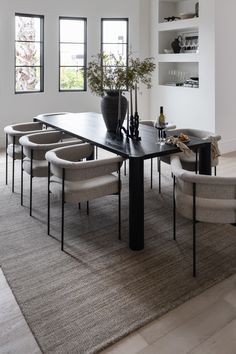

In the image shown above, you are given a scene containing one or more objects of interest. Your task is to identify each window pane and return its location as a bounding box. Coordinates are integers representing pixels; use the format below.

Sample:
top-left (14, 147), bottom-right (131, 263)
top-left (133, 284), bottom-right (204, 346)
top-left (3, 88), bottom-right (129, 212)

top-left (60, 19), bottom-right (85, 43)
top-left (60, 67), bottom-right (85, 90)
top-left (15, 42), bottom-right (41, 66)
top-left (59, 17), bottom-right (86, 91)
top-left (15, 16), bottom-right (41, 42)
top-left (15, 67), bottom-right (41, 92)
top-left (102, 44), bottom-right (127, 63)
top-left (60, 44), bottom-right (85, 66)
top-left (102, 21), bottom-right (127, 43)
top-left (15, 14), bottom-right (43, 93)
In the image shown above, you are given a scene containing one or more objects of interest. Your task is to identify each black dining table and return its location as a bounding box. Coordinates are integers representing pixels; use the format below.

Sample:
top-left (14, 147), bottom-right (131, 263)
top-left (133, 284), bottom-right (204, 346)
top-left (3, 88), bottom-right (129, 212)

top-left (34, 112), bottom-right (212, 251)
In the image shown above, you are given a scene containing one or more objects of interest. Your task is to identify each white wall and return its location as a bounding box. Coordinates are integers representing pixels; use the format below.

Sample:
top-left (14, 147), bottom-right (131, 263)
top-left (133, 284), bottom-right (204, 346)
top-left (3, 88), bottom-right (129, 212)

top-left (0, 0), bottom-right (151, 148)
top-left (215, 0), bottom-right (236, 153)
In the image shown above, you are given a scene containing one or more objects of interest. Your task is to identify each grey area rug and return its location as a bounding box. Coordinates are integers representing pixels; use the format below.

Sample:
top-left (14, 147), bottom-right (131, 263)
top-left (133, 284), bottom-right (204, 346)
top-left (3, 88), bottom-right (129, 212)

top-left (1, 154), bottom-right (236, 354)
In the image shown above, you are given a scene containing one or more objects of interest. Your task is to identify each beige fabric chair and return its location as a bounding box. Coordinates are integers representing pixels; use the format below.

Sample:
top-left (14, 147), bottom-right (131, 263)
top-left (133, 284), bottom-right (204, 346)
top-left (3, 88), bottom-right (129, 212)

top-left (158, 128), bottom-right (221, 194)
top-left (171, 155), bottom-right (236, 277)
top-left (139, 120), bottom-right (176, 190)
top-left (45, 143), bottom-right (123, 251)
top-left (164, 128), bottom-right (221, 172)
top-left (4, 122), bottom-right (44, 192)
top-left (19, 130), bottom-right (81, 216)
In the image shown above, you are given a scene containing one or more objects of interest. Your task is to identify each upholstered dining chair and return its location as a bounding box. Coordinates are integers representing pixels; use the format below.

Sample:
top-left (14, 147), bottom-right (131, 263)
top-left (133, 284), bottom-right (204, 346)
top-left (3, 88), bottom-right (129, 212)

top-left (19, 130), bottom-right (81, 216)
top-left (45, 143), bottom-right (123, 251)
top-left (4, 122), bottom-right (44, 192)
top-left (139, 120), bottom-right (176, 190)
top-left (160, 128), bottom-right (221, 193)
top-left (171, 155), bottom-right (236, 277)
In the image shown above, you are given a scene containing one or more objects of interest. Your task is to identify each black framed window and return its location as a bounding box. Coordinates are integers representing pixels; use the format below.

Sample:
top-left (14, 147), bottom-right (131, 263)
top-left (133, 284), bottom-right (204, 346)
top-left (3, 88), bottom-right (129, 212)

top-left (59, 17), bottom-right (87, 91)
top-left (15, 13), bottom-right (44, 93)
top-left (101, 18), bottom-right (129, 75)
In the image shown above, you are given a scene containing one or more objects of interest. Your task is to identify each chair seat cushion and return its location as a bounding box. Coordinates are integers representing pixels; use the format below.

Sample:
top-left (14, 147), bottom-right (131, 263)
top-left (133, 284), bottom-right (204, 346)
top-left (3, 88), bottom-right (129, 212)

top-left (23, 158), bottom-right (48, 177)
top-left (50, 174), bottom-right (120, 203)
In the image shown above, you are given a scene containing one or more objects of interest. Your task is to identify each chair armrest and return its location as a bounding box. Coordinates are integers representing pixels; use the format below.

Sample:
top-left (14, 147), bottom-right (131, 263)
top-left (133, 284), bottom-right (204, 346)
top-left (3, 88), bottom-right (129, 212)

top-left (46, 143), bottom-right (94, 164)
top-left (4, 122), bottom-right (43, 135)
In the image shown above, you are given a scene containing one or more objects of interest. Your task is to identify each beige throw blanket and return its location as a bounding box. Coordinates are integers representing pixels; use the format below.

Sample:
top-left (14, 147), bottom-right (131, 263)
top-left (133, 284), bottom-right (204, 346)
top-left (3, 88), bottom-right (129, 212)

top-left (206, 135), bottom-right (221, 160)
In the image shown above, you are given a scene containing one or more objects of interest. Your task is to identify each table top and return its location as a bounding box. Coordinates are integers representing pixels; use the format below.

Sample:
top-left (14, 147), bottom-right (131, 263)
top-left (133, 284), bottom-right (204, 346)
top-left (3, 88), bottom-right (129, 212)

top-left (35, 112), bottom-right (210, 160)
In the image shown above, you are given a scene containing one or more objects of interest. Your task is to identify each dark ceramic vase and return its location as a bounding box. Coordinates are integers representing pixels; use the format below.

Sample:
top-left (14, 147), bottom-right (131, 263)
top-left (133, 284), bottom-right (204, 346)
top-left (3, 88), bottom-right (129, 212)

top-left (101, 90), bottom-right (128, 133)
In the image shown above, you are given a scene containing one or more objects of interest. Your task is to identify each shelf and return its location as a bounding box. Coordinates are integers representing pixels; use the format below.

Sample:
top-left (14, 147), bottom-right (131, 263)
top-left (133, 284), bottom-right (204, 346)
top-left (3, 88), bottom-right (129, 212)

top-left (158, 17), bottom-right (199, 31)
top-left (158, 61), bottom-right (199, 88)
top-left (159, 84), bottom-right (199, 89)
top-left (157, 53), bottom-right (199, 62)
top-left (157, 1), bottom-right (200, 90)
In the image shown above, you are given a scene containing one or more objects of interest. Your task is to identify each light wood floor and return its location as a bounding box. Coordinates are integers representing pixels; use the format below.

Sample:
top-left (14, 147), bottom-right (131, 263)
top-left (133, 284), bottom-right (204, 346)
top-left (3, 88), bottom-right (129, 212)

top-left (1, 151), bottom-right (236, 354)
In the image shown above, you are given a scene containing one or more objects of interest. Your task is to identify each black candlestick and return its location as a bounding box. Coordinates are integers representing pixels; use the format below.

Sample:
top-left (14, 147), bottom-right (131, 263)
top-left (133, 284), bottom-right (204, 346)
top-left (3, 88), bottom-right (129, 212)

top-left (133, 84), bottom-right (141, 141)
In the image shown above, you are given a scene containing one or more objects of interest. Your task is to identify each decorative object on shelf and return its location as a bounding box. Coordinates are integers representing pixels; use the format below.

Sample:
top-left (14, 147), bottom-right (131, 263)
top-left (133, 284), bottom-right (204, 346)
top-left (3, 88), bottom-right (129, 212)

top-left (171, 36), bottom-right (182, 53)
top-left (164, 49), bottom-right (174, 54)
top-left (164, 16), bottom-right (180, 22)
top-left (179, 13), bottom-right (195, 20)
top-left (195, 2), bottom-right (199, 17)
top-left (179, 32), bottom-right (199, 53)
top-left (183, 77), bottom-right (199, 88)
top-left (87, 52), bottom-right (156, 136)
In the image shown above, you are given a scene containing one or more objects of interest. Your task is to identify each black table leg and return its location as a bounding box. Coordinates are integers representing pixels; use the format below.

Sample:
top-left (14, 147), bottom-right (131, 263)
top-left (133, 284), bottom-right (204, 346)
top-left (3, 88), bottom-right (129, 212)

top-left (129, 157), bottom-right (144, 250)
top-left (199, 142), bottom-right (211, 175)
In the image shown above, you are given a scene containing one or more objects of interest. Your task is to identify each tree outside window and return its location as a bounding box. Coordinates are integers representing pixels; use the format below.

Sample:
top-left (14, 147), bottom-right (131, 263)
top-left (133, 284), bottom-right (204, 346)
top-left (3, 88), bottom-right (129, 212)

top-left (101, 18), bottom-right (129, 89)
top-left (59, 17), bottom-right (87, 91)
top-left (15, 14), bottom-right (44, 93)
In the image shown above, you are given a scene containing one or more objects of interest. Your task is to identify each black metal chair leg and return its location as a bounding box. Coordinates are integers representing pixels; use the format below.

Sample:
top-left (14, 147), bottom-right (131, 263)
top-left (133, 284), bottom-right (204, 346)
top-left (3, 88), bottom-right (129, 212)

top-left (158, 158), bottom-right (161, 194)
top-left (61, 169), bottom-right (65, 251)
top-left (193, 183), bottom-right (196, 277)
top-left (195, 149), bottom-right (198, 174)
top-left (118, 163), bottom-right (121, 240)
top-left (47, 163), bottom-right (50, 235)
top-left (150, 158), bottom-right (153, 189)
top-left (21, 145), bottom-right (24, 206)
top-left (173, 175), bottom-right (176, 241)
top-left (30, 150), bottom-right (33, 216)
top-left (12, 136), bottom-right (15, 193)
top-left (214, 166), bottom-right (217, 176)
top-left (87, 201), bottom-right (89, 215)
top-left (5, 134), bottom-right (8, 185)
top-left (124, 160), bottom-right (127, 176)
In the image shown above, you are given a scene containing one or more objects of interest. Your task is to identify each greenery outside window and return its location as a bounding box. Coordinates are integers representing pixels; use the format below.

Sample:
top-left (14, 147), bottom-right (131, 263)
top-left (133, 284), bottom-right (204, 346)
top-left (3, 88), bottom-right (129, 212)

top-left (59, 17), bottom-right (87, 91)
top-left (101, 18), bottom-right (128, 90)
top-left (15, 13), bottom-right (44, 93)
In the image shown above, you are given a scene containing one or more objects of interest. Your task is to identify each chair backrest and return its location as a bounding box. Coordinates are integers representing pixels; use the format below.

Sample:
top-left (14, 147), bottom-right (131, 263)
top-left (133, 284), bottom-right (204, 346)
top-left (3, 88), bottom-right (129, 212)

top-left (140, 120), bottom-right (176, 130)
top-left (19, 130), bottom-right (79, 160)
top-left (46, 143), bottom-right (124, 181)
top-left (166, 128), bottom-right (221, 141)
top-left (171, 155), bottom-right (236, 224)
top-left (4, 122), bottom-right (44, 144)
top-left (166, 128), bottom-right (221, 166)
